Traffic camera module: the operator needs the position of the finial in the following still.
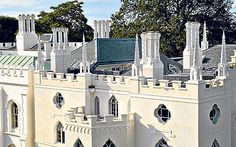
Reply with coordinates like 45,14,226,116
222,30,225,40
220,30,226,64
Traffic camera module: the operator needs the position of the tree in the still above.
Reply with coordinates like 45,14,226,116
37,0,93,42
0,16,18,42
111,0,236,57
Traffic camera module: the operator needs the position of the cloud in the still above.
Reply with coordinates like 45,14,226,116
0,0,37,7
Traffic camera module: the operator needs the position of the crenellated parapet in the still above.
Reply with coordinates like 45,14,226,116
68,42,83,48
0,42,16,48
34,71,92,89
34,71,228,100
65,107,134,135
0,65,29,85
140,78,227,99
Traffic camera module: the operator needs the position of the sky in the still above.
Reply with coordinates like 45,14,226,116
0,0,121,27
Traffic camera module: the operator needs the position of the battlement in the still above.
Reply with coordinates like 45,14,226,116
34,71,227,98
68,42,82,48
65,107,134,129
0,65,29,85
0,42,16,48
139,78,226,99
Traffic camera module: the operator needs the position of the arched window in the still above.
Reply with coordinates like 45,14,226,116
74,138,84,147
211,139,220,147
11,102,18,128
109,96,118,117
95,97,100,116
103,139,116,147
56,122,65,144
155,138,169,147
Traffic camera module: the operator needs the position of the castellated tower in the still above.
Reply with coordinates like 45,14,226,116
141,31,164,80
16,14,38,51
50,27,71,73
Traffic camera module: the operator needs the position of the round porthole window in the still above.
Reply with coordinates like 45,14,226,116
154,104,171,123
53,92,64,109
209,104,220,124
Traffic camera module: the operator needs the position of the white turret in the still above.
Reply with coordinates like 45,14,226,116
37,37,44,71
141,31,163,79
80,34,90,73
16,14,38,51
201,21,209,50
217,31,228,79
50,27,71,73
132,34,140,77
190,22,202,81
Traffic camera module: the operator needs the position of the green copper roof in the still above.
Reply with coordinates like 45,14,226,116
44,61,51,71
0,55,36,67
96,38,182,74
70,38,183,75
97,38,141,63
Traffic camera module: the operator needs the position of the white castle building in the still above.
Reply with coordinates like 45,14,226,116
0,14,235,147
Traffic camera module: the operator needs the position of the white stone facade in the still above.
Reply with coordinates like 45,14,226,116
0,15,236,147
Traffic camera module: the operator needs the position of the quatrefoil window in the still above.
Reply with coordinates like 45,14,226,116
209,104,220,124
53,92,64,109
154,104,171,123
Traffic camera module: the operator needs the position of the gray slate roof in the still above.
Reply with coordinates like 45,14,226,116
40,34,53,42
71,40,96,64
202,44,236,70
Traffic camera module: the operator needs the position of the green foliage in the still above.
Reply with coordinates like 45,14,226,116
0,16,18,42
37,0,93,41
111,0,236,57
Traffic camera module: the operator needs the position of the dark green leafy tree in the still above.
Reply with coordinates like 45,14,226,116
111,0,236,57
0,16,18,42
37,0,93,41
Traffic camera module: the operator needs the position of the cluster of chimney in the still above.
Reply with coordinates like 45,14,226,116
18,14,36,34
132,32,164,80
51,27,69,50
94,20,110,39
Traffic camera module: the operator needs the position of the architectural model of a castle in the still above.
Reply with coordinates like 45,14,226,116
0,14,235,147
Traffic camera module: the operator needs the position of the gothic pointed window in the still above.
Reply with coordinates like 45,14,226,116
56,122,65,144
8,143,16,147
154,104,171,123
11,102,18,129
209,104,220,124
95,97,100,116
109,96,118,117
211,139,220,147
103,139,116,147
74,138,84,147
155,138,169,147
